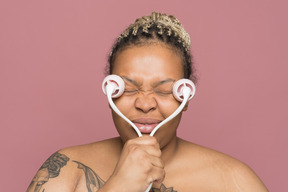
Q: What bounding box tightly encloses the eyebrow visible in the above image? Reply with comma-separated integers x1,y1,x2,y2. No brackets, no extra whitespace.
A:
121,76,175,87
152,79,175,87
122,76,141,86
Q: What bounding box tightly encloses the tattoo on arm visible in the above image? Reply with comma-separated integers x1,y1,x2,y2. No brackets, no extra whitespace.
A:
73,160,105,192
28,153,176,192
27,152,70,192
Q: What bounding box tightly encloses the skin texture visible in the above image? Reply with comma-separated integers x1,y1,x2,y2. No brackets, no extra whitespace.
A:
111,43,185,156
27,43,268,192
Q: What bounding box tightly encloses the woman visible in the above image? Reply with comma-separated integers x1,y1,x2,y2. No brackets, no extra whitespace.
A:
27,12,268,192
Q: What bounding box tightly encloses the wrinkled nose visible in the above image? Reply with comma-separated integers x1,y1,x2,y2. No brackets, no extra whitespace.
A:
135,93,157,113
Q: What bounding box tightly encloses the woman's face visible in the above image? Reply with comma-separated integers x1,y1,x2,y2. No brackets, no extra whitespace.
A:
111,43,186,148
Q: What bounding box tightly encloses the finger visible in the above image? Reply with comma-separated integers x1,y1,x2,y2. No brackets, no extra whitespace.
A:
147,167,165,184
141,145,161,157
149,155,164,169
127,135,159,146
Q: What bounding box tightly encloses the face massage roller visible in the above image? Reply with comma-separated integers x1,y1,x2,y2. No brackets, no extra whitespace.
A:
102,74,196,192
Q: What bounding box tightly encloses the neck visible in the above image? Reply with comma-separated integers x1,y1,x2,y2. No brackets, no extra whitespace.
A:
160,136,179,166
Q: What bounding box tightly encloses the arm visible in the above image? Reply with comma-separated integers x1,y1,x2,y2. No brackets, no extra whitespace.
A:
27,136,165,192
27,152,72,192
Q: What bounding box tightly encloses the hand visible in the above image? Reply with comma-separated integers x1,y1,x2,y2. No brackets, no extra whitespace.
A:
100,136,165,192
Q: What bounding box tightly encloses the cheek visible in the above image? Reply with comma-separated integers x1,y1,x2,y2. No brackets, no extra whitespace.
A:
111,98,140,142
113,97,135,114
156,96,180,117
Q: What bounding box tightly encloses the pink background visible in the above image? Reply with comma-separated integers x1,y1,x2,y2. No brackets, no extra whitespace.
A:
0,0,287,191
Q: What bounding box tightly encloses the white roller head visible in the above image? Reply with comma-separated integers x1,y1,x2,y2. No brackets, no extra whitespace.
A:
102,75,125,98
173,79,196,102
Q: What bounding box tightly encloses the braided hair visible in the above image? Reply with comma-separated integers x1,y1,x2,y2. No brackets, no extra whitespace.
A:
106,12,197,83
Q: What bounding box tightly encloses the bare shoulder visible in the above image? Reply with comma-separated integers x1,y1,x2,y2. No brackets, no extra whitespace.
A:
175,139,268,192
27,137,121,192
59,137,122,164
58,137,122,180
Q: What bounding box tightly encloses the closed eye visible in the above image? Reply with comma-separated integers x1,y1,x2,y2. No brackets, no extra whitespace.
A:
154,89,172,96
124,89,138,95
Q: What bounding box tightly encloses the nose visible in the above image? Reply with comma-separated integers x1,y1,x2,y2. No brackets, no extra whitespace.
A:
135,92,157,113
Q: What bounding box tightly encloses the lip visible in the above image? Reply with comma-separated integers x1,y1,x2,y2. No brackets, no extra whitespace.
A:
132,118,161,134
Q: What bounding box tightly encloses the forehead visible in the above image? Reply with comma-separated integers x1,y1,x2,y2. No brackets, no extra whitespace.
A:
112,44,184,80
